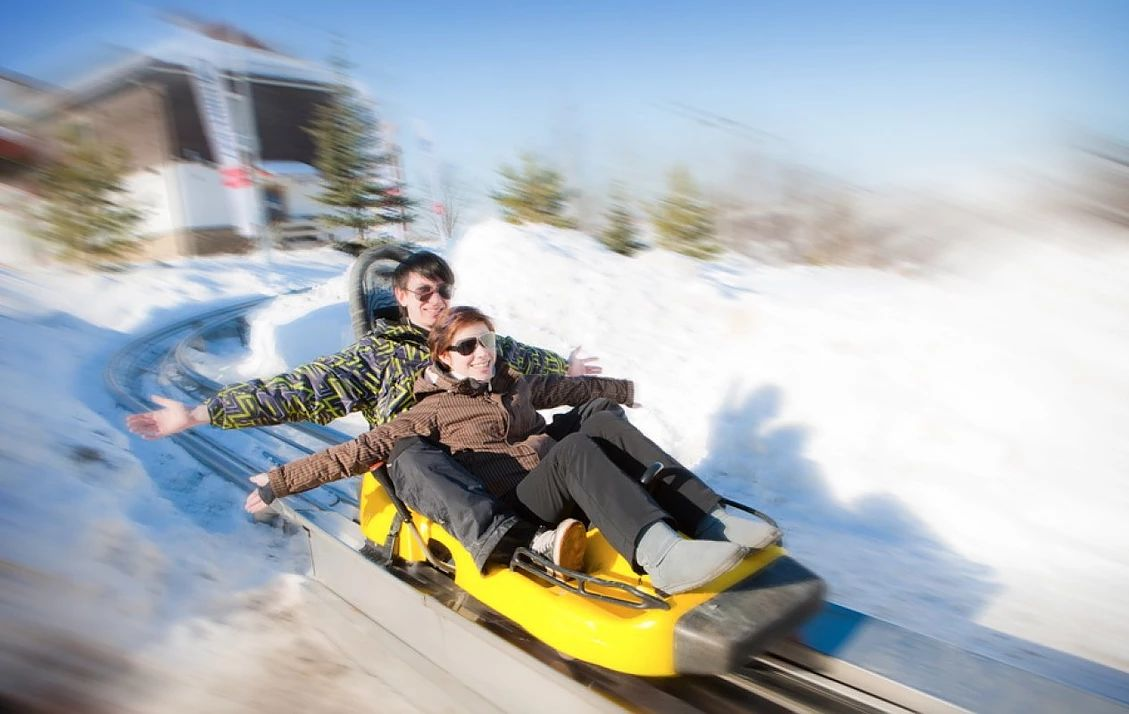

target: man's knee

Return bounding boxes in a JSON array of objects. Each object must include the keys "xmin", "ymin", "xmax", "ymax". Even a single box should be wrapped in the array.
[
  {"xmin": 389, "ymin": 435, "xmax": 446, "ymax": 463},
  {"xmin": 388, "ymin": 437, "xmax": 455, "ymax": 485}
]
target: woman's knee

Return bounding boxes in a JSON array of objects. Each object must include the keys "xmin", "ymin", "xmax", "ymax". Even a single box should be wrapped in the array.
[
  {"xmin": 558, "ymin": 431, "xmax": 597, "ymax": 451},
  {"xmin": 584, "ymin": 408, "xmax": 622, "ymax": 428},
  {"xmin": 580, "ymin": 408, "xmax": 633, "ymax": 438},
  {"xmin": 548, "ymin": 433, "xmax": 604, "ymax": 475},
  {"xmin": 584, "ymin": 398, "xmax": 625, "ymax": 419}
]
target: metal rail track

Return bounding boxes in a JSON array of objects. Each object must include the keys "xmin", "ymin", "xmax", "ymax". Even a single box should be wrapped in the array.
[{"xmin": 107, "ymin": 297, "xmax": 1129, "ymax": 714}]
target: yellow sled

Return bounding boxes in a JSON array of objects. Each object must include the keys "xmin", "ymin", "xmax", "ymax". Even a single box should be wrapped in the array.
[{"xmin": 358, "ymin": 469, "xmax": 825, "ymax": 677}]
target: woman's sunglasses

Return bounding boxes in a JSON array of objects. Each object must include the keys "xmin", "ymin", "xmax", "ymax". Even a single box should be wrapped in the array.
[
  {"xmin": 407, "ymin": 283, "xmax": 453, "ymax": 302},
  {"xmin": 447, "ymin": 332, "xmax": 497, "ymax": 356}
]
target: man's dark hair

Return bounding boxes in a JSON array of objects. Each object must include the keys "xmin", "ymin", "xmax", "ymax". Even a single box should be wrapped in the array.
[{"xmin": 393, "ymin": 250, "xmax": 454, "ymax": 290}]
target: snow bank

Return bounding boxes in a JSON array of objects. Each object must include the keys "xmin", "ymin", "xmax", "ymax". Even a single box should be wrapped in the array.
[
  {"xmin": 444, "ymin": 219, "xmax": 1129, "ymax": 670},
  {"xmin": 229, "ymin": 219, "xmax": 1129, "ymax": 670},
  {"xmin": 2, "ymin": 212, "xmax": 1126, "ymax": 711},
  {"xmin": 0, "ymin": 249, "xmax": 405, "ymax": 711}
]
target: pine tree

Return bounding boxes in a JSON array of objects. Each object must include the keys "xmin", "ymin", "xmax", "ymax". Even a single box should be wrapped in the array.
[
  {"xmin": 650, "ymin": 166, "xmax": 719, "ymax": 260},
  {"xmin": 492, "ymin": 153, "xmax": 576, "ymax": 228},
  {"xmin": 305, "ymin": 62, "xmax": 411, "ymax": 243},
  {"xmin": 600, "ymin": 185, "xmax": 642, "ymax": 256},
  {"xmin": 32, "ymin": 125, "xmax": 141, "ymax": 265}
]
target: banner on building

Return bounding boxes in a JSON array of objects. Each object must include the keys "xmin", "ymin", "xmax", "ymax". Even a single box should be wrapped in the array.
[{"xmin": 190, "ymin": 60, "xmax": 258, "ymax": 237}]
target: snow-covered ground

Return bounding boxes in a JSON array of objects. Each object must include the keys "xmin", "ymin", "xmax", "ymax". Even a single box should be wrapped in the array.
[
  {"xmin": 0, "ymin": 250, "xmax": 417, "ymax": 712},
  {"xmin": 2, "ymin": 215, "xmax": 1128, "ymax": 710}
]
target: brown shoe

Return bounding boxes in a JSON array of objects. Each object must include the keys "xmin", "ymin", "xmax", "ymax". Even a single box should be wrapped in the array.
[{"xmin": 530, "ymin": 518, "xmax": 587, "ymax": 573}]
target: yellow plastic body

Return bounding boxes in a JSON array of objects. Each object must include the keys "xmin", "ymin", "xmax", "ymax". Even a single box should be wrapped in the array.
[{"xmin": 359, "ymin": 471, "xmax": 784, "ymax": 677}]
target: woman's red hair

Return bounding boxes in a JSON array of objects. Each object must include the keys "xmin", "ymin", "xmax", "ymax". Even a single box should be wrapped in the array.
[{"xmin": 428, "ymin": 306, "xmax": 495, "ymax": 368}]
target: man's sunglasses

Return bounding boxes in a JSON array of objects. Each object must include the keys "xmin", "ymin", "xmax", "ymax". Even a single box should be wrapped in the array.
[
  {"xmin": 407, "ymin": 283, "xmax": 453, "ymax": 302},
  {"xmin": 447, "ymin": 332, "xmax": 497, "ymax": 356}
]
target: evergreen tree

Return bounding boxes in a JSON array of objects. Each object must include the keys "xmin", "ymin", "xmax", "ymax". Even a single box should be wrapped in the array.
[
  {"xmin": 600, "ymin": 185, "xmax": 642, "ymax": 256},
  {"xmin": 492, "ymin": 153, "xmax": 576, "ymax": 228},
  {"xmin": 650, "ymin": 166, "xmax": 719, "ymax": 260},
  {"xmin": 32, "ymin": 125, "xmax": 141, "ymax": 265},
  {"xmin": 305, "ymin": 62, "xmax": 411, "ymax": 243}
]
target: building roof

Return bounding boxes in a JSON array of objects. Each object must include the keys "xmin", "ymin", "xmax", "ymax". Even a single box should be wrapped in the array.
[
  {"xmin": 0, "ymin": 69, "xmax": 56, "ymax": 124},
  {"xmin": 58, "ymin": 31, "xmax": 340, "ymax": 106}
]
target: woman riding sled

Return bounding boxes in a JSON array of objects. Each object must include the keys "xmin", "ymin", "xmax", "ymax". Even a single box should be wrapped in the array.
[{"xmin": 245, "ymin": 307, "xmax": 778, "ymax": 595}]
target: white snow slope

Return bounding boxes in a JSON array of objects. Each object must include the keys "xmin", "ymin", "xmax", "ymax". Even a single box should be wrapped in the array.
[{"xmin": 2, "ymin": 217, "xmax": 1128, "ymax": 710}]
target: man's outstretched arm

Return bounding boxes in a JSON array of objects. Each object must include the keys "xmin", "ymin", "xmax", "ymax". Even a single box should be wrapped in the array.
[
  {"xmin": 499, "ymin": 337, "xmax": 602, "ymax": 377},
  {"xmin": 125, "ymin": 331, "xmax": 421, "ymax": 438}
]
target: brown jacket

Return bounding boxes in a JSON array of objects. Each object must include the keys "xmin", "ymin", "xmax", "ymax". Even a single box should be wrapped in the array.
[{"xmin": 267, "ymin": 362, "xmax": 635, "ymax": 499}]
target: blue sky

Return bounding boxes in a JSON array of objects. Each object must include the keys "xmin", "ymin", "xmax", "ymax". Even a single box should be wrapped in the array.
[{"xmin": 4, "ymin": 0, "xmax": 1128, "ymax": 203}]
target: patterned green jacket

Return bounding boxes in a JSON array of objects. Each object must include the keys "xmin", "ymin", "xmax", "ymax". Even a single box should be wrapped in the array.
[{"xmin": 205, "ymin": 318, "xmax": 569, "ymax": 429}]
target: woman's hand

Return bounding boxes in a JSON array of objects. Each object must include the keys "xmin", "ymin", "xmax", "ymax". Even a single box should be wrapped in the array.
[
  {"xmin": 244, "ymin": 473, "xmax": 272, "ymax": 514},
  {"xmin": 567, "ymin": 346, "xmax": 602, "ymax": 376}
]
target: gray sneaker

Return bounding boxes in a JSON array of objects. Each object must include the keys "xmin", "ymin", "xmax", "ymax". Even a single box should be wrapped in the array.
[
  {"xmin": 646, "ymin": 539, "xmax": 747, "ymax": 595},
  {"xmin": 695, "ymin": 506, "xmax": 781, "ymax": 550},
  {"xmin": 530, "ymin": 518, "xmax": 587, "ymax": 573}
]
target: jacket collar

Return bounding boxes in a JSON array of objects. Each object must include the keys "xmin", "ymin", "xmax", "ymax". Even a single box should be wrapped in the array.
[
  {"xmin": 371, "ymin": 317, "xmax": 429, "ymax": 344},
  {"xmin": 417, "ymin": 360, "xmax": 519, "ymax": 398}
]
